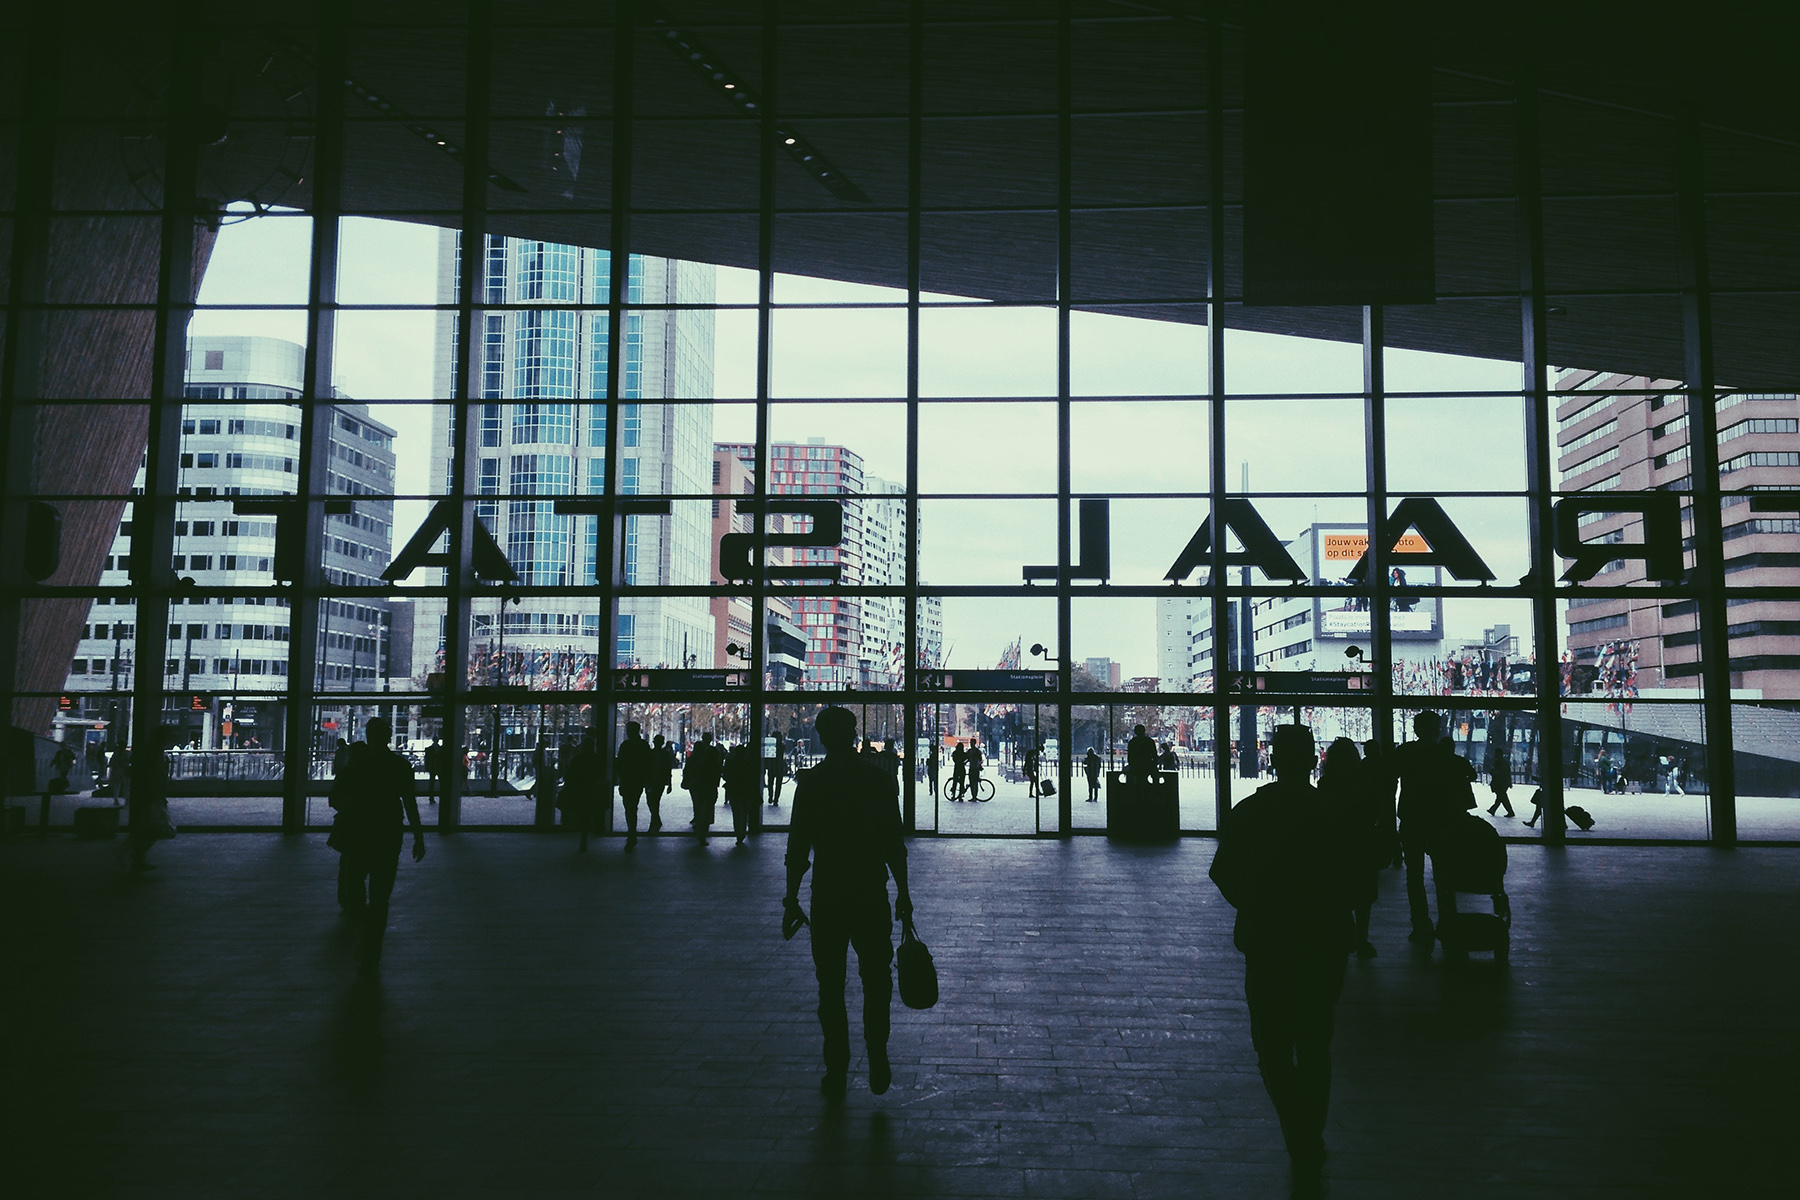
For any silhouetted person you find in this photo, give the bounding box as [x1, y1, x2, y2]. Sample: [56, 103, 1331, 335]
[423, 737, 443, 804]
[783, 706, 913, 1100]
[124, 728, 178, 873]
[1126, 724, 1157, 787]
[926, 742, 940, 800]
[111, 744, 132, 809]
[766, 737, 788, 806]
[725, 741, 759, 847]
[51, 741, 77, 792]
[616, 721, 654, 850]
[1487, 752, 1515, 818]
[1210, 724, 1358, 1193]
[1523, 781, 1548, 828]
[533, 738, 557, 824]
[1084, 747, 1102, 802]
[330, 739, 372, 905]
[1392, 711, 1460, 944]
[560, 731, 603, 852]
[1319, 738, 1382, 960]
[684, 732, 723, 846]
[1024, 743, 1042, 799]
[950, 741, 968, 800]
[966, 740, 984, 797]
[331, 717, 426, 972]
[648, 733, 674, 832]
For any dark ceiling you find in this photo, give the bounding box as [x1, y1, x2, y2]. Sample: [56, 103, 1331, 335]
[32, 0, 1800, 388]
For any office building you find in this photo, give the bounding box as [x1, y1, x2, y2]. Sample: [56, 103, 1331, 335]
[1554, 370, 1800, 697]
[716, 442, 940, 688]
[60, 336, 397, 751]
[414, 236, 717, 693]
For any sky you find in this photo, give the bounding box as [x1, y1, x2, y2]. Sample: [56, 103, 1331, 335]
[191, 213, 1530, 680]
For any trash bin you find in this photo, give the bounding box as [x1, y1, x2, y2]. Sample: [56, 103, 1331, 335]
[1105, 770, 1179, 842]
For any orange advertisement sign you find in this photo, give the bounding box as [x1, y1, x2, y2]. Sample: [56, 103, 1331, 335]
[1321, 533, 1430, 561]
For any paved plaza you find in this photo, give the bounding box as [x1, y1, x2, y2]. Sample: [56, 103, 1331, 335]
[5, 830, 1797, 1198]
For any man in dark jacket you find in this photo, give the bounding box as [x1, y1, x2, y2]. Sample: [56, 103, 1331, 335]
[333, 717, 426, 972]
[1209, 723, 1358, 1195]
[615, 721, 654, 850]
[1126, 723, 1158, 787]
[559, 730, 603, 852]
[1392, 711, 1476, 944]
[783, 707, 913, 1100]
[684, 731, 724, 845]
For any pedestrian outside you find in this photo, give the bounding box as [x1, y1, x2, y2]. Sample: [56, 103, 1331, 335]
[1126, 724, 1157, 787]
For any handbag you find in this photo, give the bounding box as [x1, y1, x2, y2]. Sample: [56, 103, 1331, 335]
[896, 914, 939, 1010]
[1038, 778, 1056, 797]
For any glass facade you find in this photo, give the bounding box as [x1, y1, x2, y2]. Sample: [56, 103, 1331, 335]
[4, 3, 1797, 844]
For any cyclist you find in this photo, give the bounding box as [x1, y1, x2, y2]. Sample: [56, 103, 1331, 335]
[949, 741, 968, 801]
[968, 740, 985, 801]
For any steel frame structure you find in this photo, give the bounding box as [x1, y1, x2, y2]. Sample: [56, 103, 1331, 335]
[2, 1, 1792, 846]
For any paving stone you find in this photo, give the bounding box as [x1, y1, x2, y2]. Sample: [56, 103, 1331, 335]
[2, 834, 1796, 1198]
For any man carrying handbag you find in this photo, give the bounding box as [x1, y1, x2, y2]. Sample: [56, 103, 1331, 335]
[783, 706, 915, 1099]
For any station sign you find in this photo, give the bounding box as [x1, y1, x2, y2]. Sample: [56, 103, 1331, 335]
[919, 670, 1057, 692]
[614, 669, 747, 692]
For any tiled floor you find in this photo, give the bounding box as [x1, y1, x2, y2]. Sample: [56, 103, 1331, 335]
[3, 831, 1795, 1198]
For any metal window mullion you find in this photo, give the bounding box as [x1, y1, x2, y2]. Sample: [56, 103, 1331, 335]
[1676, 98, 1737, 846]
[440, 0, 496, 832]
[130, 18, 206, 817]
[1054, 0, 1074, 836]
[1206, 3, 1231, 826]
[283, 0, 349, 831]
[749, 3, 780, 783]
[0, 16, 58, 768]
[1363, 307, 1393, 750]
[1516, 75, 1566, 843]
[902, 0, 924, 832]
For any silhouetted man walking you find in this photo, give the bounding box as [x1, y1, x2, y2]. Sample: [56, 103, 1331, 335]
[783, 706, 913, 1099]
[1210, 724, 1357, 1196]
[333, 717, 427, 973]
[684, 731, 723, 845]
[1393, 711, 1473, 944]
[423, 736, 444, 804]
[560, 731, 603, 852]
[648, 733, 674, 832]
[616, 721, 654, 850]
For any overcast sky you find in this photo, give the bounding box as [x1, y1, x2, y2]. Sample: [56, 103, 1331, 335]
[191, 214, 1530, 679]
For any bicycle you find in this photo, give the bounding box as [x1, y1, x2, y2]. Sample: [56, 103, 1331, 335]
[945, 775, 994, 802]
